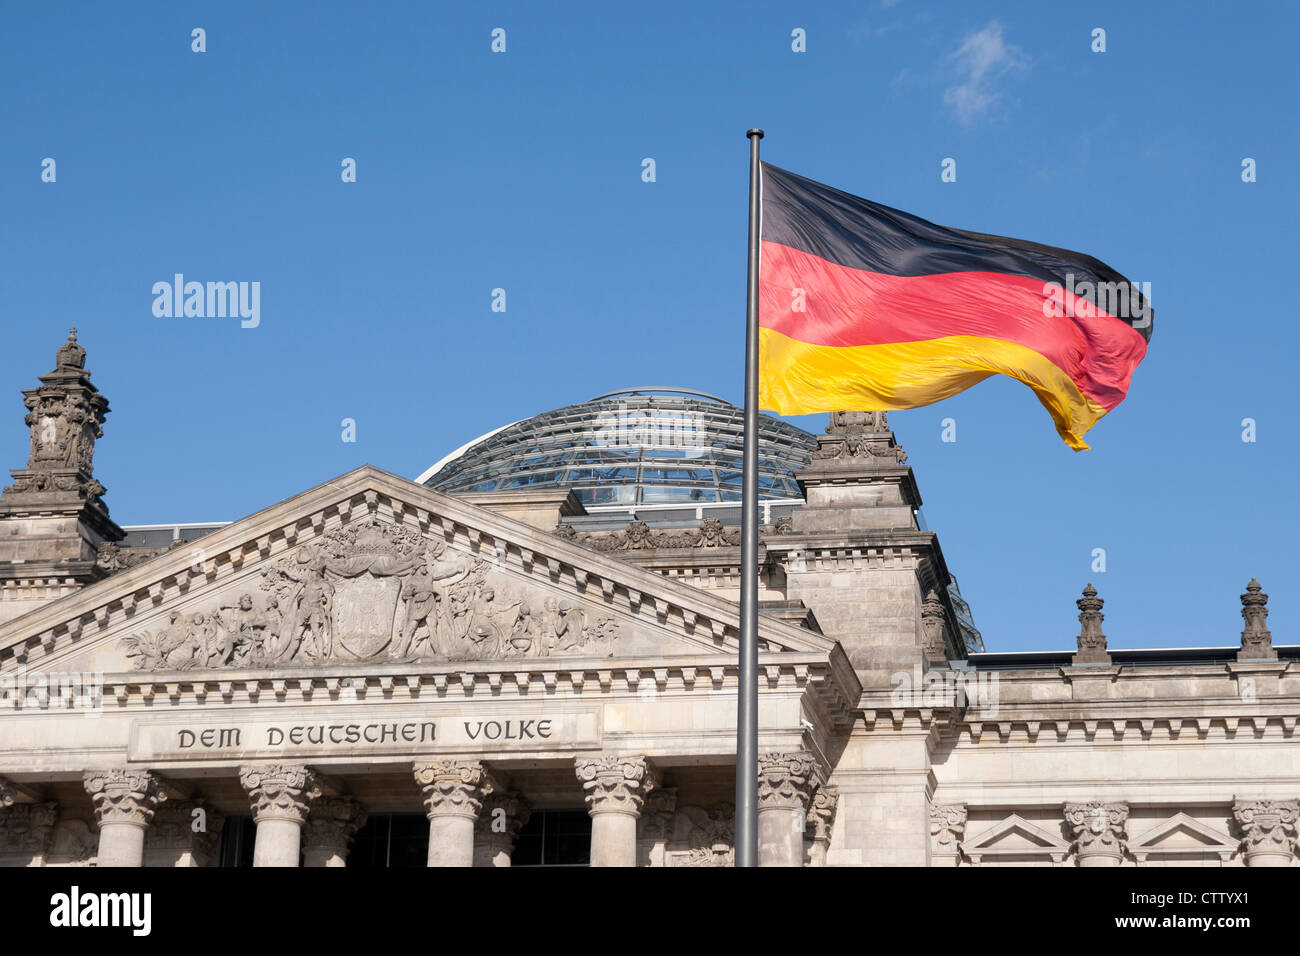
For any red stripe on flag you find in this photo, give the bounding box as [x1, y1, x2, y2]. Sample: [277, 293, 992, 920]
[760, 241, 1148, 410]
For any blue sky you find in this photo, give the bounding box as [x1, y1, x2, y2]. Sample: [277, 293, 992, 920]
[2, 1, 1296, 653]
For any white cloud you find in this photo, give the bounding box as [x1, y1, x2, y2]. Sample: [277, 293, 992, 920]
[943, 21, 1027, 125]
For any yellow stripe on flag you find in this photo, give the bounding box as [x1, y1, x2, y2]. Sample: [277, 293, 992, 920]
[758, 328, 1110, 451]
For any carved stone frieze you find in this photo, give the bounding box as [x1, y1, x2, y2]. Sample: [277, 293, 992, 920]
[575, 755, 658, 815]
[1064, 801, 1128, 863]
[568, 518, 743, 552]
[1233, 799, 1298, 864]
[121, 516, 623, 669]
[0, 801, 58, 855]
[414, 760, 498, 819]
[666, 803, 735, 867]
[239, 765, 319, 824]
[756, 751, 820, 811]
[83, 770, 167, 828]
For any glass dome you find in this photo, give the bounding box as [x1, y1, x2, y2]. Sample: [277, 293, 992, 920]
[419, 388, 818, 508]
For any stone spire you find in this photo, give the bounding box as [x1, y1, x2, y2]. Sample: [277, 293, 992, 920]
[0, 331, 123, 624]
[1071, 584, 1110, 665]
[1238, 578, 1275, 661]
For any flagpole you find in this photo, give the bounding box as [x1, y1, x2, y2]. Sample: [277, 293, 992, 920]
[735, 127, 763, 868]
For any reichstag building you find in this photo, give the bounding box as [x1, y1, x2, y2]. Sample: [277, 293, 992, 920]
[0, 332, 1295, 867]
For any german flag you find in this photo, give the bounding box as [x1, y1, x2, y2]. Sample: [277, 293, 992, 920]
[758, 163, 1152, 450]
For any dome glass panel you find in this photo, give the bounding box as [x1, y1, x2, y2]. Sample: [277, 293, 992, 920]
[421, 388, 817, 507]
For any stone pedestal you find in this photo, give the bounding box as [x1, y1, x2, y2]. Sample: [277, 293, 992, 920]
[576, 755, 657, 868]
[756, 752, 819, 867]
[239, 765, 318, 868]
[473, 791, 530, 867]
[1064, 801, 1128, 867]
[414, 760, 497, 867]
[303, 796, 366, 868]
[84, 769, 166, 868]
[1234, 799, 1298, 867]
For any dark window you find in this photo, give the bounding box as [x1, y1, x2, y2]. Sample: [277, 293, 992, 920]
[512, 809, 591, 867]
[348, 813, 429, 868]
[217, 816, 257, 867]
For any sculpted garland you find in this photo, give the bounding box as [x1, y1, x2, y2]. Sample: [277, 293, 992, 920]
[123, 518, 621, 670]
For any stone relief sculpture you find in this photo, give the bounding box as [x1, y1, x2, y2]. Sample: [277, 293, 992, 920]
[562, 518, 745, 552]
[664, 803, 735, 867]
[123, 517, 622, 670]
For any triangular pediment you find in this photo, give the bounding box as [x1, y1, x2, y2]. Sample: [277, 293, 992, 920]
[0, 466, 849, 683]
[1129, 813, 1236, 859]
[963, 814, 1071, 863]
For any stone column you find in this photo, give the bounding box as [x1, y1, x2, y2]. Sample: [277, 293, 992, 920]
[414, 760, 497, 867]
[302, 796, 367, 868]
[239, 765, 319, 868]
[575, 755, 658, 867]
[637, 787, 678, 867]
[756, 752, 819, 866]
[1064, 801, 1128, 867]
[473, 791, 530, 867]
[143, 799, 224, 867]
[1233, 799, 1298, 867]
[83, 770, 166, 867]
[0, 801, 58, 867]
[929, 803, 967, 867]
[806, 786, 839, 867]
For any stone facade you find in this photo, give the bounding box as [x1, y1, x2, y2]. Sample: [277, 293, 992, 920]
[0, 335, 1296, 866]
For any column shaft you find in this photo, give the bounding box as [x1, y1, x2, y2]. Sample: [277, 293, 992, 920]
[414, 760, 497, 868]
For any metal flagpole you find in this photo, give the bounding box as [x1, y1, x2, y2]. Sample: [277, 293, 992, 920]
[735, 128, 763, 867]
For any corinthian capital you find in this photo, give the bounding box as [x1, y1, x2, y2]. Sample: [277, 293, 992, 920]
[239, 765, 319, 824]
[304, 796, 368, 850]
[413, 760, 498, 819]
[83, 770, 167, 827]
[1233, 799, 1298, 864]
[929, 804, 967, 863]
[474, 791, 531, 842]
[0, 777, 16, 808]
[1064, 801, 1128, 862]
[807, 786, 840, 843]
[756, 752, 820, 812]
[575, 755, 658, 815]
